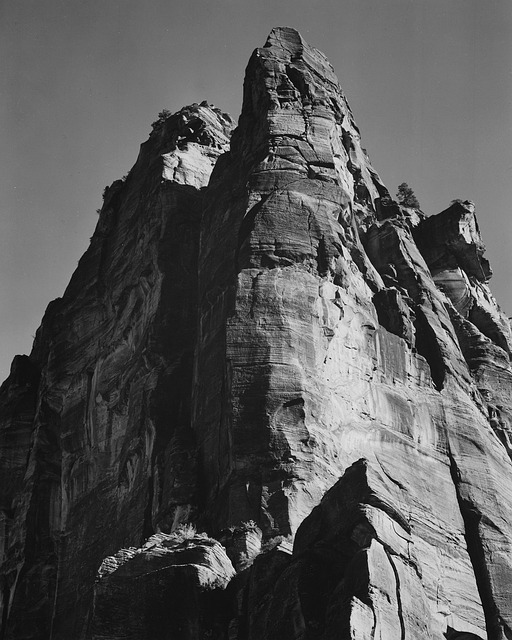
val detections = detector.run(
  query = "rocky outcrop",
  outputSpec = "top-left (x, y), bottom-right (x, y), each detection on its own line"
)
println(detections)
top-left (92, 529), bottom-right (235, 640)
top-left (1, 26), bottom-right (512, 640)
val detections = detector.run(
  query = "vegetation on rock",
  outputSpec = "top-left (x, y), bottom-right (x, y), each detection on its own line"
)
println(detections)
top-left (396, 182), bottom-right (421, 208)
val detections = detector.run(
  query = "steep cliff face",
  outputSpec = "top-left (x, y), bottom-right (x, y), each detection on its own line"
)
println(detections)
top-left (0, 104), bottom-right (233, 639)
top-left (1, 27), bottom-right (512, 640)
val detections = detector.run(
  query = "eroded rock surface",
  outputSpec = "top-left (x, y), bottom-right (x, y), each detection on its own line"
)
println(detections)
top-left (0, 104), bottom-right (233, 639)
top-left (1, 26), bottom-right (512, 640)
top-left (92, 530), bottom-right (235, 640)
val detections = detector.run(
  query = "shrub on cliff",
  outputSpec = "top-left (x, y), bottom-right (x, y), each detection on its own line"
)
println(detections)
top-left (396, 182), bottom-right (420, 208)
top-left (151, 109), bottom-right (172, 129)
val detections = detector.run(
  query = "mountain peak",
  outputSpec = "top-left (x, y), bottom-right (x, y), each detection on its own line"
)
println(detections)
top-left (264, 26), bottom-right (306, 51)
top-left (1, 28), bottom-right (512, 640)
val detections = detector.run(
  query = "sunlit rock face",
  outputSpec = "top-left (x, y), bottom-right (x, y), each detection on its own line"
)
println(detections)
top-left (1, 27), bottom-right (512, 640)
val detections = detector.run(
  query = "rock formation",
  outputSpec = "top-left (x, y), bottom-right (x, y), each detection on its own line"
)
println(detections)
top-left (1, 26), bottom-right (512, 640)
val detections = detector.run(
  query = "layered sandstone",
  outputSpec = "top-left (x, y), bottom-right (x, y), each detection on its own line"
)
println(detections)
top-left (92, 529), bottom-right (235, 639)
top-left (1, 27), bottom-right (512, 640)
top-left (0, 104), bottom-right (234, 639)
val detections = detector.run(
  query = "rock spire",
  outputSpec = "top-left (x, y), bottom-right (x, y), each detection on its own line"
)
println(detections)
top-left (1, 27), bottom-right (511, 640)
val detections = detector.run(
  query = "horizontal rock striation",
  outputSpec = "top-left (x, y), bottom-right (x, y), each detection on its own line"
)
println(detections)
top-left (1, 26), bottom-right (512, 640)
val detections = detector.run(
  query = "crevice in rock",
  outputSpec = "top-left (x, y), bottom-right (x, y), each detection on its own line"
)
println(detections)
top-left (84, 369), bottom-right (94, 448)
top-left (282, 397), bottom-right (304, 409)
top-left (414, 306), bottom-right (446, 390)
top-left (0, 582), bottom-right (10, 640)
top-left (365, 496), bottom-right (411, 536)
top-left (370, 603), bottom-right (377, 640)
top-left (315, 236), bottom-right (330, 277)
top-left (285, 64), bottom-right (310, 102)
top-left (445, 627), bottom-right (484, 639)
top-left (447, 450), bottom-right (502, 639)
top-left (384, 549), bottom-right (406, 640)
top-left (142, 473), bottom-right (155, 540)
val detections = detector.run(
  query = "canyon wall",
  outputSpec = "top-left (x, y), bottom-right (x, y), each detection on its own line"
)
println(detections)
top-left (1, 27), bottom-right (512, 640)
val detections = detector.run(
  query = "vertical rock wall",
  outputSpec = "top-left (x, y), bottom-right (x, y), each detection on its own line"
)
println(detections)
top-left (0, 105), bottom-right (233, 639)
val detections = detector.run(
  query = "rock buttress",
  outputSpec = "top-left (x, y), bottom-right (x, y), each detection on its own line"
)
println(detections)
top-left (0, 104), bottom-right (234, 640)
top-left (193, 27), bottom-right (512, 638)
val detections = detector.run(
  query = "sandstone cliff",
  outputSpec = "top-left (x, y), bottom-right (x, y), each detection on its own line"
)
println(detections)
top-left (1, 27), bottom-right (512, 640)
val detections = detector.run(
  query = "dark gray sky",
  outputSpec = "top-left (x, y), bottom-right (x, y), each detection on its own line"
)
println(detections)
top-left (1, 0), bottom-right (511, 380)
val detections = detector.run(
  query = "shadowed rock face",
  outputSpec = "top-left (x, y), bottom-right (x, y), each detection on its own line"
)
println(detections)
top-left (92, 531), bottom-right (235, 640)
top-left (1, 27), bottom-right (512, 640)
top-left (0, 103), bottom-right (234, 640)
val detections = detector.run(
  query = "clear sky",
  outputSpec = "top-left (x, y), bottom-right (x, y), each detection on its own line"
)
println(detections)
top-left (1, 0), bottom-right (511, 381)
